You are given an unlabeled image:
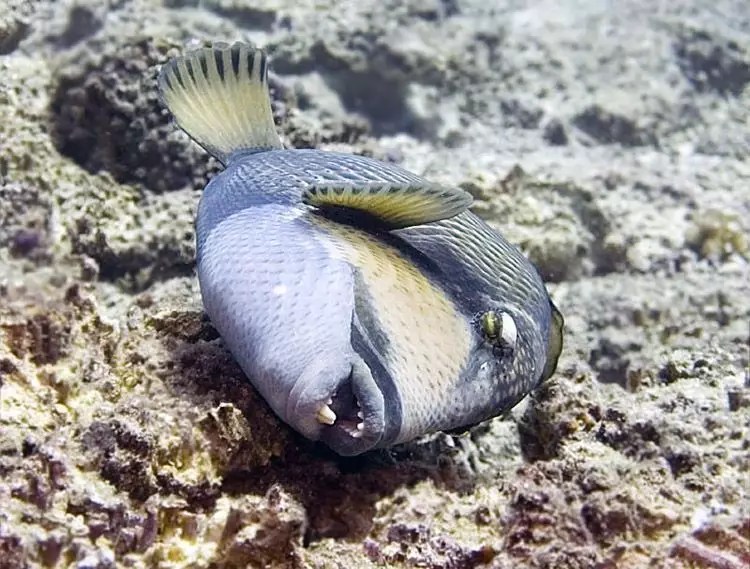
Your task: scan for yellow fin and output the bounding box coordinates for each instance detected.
[541,301,564,381]
[302,182,473,229]
[157,41,282,165]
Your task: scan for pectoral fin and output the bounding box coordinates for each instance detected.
[302,181,473,229]
[541,300,564,382]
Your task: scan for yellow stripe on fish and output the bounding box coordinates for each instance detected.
[312,214,473,444]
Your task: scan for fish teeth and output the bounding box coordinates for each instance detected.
[316,404,337,425]
[357,410,364,419]
[339,422,366,438]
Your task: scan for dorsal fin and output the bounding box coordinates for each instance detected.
[302,181,473,229]
[157,41,283,165]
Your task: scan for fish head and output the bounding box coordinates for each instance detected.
[448,304,556,430]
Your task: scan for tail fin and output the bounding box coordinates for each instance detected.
[157,41,283,165]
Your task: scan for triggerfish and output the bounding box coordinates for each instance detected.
[156,41,564,456]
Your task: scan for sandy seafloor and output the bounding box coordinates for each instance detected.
[1,0,749,567]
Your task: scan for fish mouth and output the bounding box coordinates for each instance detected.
[319,357,385,456]
[287,355,385,456]
[315,381,365,437]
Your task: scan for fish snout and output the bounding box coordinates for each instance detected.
[447,307,550,430]
[286,353,386,455]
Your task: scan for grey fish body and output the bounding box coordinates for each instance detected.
[157,42,563,456]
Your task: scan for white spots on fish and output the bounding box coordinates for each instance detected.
[272,284,287,296]
[500,311,518,350]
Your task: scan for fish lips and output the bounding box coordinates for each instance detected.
[286,354,386,456]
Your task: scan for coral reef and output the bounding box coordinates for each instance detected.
[1,0,748,568]
[50,37,220,193]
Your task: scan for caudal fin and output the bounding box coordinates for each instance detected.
[157,41,283,165]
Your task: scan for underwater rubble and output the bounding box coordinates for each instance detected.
[1,0,748,567]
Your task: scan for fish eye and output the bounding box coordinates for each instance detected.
[480,311,500,341]
[478,310,517,352]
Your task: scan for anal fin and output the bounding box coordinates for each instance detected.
[302,181,473,229]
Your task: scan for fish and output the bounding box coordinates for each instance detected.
[156,41,564,457]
